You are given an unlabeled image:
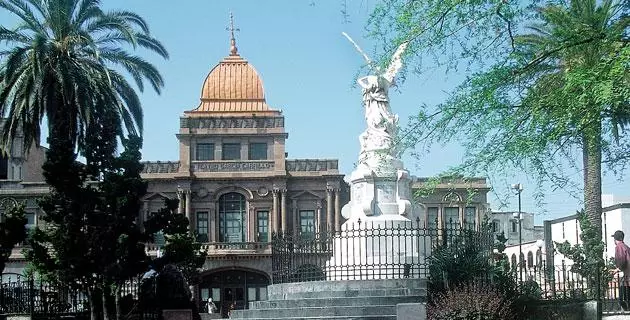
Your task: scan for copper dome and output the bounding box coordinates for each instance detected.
[190,54,273,113]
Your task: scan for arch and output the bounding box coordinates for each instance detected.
[443,192,462,203]
[198,268,270,317]
[214,186,254,201]
[527,251,534,268]
[199,267,270,281]
[218,192,247,243]
[510,254,517,269]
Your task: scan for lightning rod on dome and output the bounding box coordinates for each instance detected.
[228,12,240,56]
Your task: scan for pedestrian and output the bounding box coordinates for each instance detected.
[206,297,217,314]
[613,230,630,310]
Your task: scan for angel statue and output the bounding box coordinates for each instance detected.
[342,33,409,167]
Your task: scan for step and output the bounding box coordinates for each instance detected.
[250,295,422,309]
[269,287,426,300]
[231,305,396,319]
[230,316,396,320]
[268,279,425,298]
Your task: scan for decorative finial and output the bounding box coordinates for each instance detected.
[227,12,240,56]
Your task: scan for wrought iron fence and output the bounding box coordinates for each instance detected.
[515,260,628,313]
[0,277,88,315]
[0,277,149,318]
[271,218,494,284]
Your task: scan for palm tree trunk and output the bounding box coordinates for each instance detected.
[582,122,603,242]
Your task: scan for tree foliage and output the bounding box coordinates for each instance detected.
[367,0,629,255]
[0,202,27,273]
[0,0,168,153]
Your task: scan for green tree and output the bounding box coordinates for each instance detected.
[0,202,27,273]
[367,0,629,257]
[28,134,205,320]
[0,0,168,153]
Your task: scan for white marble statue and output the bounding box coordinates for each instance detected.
[342,32,409,169]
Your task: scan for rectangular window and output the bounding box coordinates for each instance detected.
[195,143,214,161]
[25,213,35,228]
[222,143,241,160]
[257,211,269,242]
[248,287,257,301]
[464,207,476,226]
[444,207,459,226]
[492,220,501,233]
[300,210,315,239]
[511,220,518,233]
[196,212,209,242]
[427,207,438,229]
[0,155,7,179]
[248,143,268,160]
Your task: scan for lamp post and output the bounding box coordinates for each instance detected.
[512,183,523,282]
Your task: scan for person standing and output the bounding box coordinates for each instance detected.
[206,297,217,314]
[613,230,630,310]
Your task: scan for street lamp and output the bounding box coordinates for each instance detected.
[511,183,523,282]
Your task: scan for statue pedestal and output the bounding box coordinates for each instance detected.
[328,158,426,280]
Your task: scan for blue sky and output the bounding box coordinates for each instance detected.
[1,0,628,223]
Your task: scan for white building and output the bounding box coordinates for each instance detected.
[490,211,544,246]
[544,194,630,267]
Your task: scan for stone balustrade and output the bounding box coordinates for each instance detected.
[201,242,271,254]
[142,161,180,174]
[146,242,271,256]
[285,159,338,172]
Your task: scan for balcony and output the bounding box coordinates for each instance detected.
[202,242,271,255]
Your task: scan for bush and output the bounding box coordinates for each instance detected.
[427,282,514,320]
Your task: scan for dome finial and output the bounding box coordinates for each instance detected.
[227,12,239,56]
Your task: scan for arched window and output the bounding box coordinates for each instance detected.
[527,251,534,268]
[511,254,517,269]
[219,193,246,243]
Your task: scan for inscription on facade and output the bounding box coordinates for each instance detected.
[180,117,284,129]
[192,161,275,172]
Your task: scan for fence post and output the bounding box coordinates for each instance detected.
[596,260,602,320]
[28,276,35,316]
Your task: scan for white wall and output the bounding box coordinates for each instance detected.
[547,195,630,266]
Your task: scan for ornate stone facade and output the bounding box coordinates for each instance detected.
[140,38,347,313]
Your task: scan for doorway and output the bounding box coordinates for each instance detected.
[199,269,270,317]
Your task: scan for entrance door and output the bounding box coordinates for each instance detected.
[222,287,245,317]
[198,269,270,316]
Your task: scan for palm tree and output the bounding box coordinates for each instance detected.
[0,0,168,156]
[514,0,628,242]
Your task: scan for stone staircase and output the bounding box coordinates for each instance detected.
[230,279,426,320]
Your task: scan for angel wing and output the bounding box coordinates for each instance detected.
[383,41,409,84]
[342,32,373,68]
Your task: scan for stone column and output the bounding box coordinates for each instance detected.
[249,205,256,242]
[141,201,149,232]
[272,188,279,233]
[316,200,322,234]
[326,187,334,232]
[292,199,298,235]
[177,188,184,214]
[334,188,341,231]
[281,189,287,232]
[185,190,192,231]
